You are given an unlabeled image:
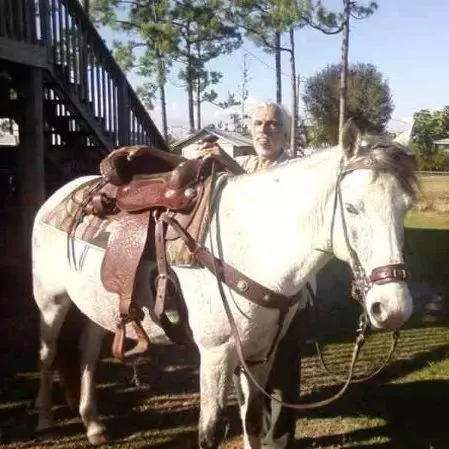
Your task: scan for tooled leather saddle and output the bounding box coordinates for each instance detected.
[76,145,228,361]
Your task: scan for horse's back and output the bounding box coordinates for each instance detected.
[32,175,101,308]
[34,176,100,226]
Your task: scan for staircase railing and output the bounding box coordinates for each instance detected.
[0,0,167,151]
[0,0,38,43]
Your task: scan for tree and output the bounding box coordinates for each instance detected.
[170,0,242,132]
[411,107,449,171]
[92,0,241,136]
[91,0,177,140]
[207,92,250,133]
[338,0,377,144]
[303,62,393,145]
[228,1,342,154]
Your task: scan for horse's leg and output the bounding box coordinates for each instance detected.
[35,291,72,434]
[198,346,234,449]
[234,364,271,449]
[78,319,108,445]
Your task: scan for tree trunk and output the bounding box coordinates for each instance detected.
[159,81,168,141]
[339,0,350,146]
[196,77,201,130]
[275,31,282,103]
[289,28,297,157]
[186,40,195,133]
[195,44,202,130]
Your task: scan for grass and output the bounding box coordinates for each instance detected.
[0,174,448,449]
[408,174,449,229]
[405,212,449,229]
[2,303,449,449]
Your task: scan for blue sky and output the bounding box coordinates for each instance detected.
[100,0,449,136]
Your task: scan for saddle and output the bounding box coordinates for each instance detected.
[79,145,227,361]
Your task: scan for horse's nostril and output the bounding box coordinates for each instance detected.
[370,301,385,320]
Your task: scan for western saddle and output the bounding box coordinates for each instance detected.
[76,145,228,361]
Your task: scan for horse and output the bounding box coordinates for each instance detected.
[32,120,418,448]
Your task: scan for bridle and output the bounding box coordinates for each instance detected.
[311,158,409,387]
[161,156,411,410]
[332,157,409,302]
[212,156,410,410]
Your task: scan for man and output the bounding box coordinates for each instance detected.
[197,101,313,449]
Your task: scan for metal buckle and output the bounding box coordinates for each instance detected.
[392,268,407,280]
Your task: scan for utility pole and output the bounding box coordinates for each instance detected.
[289,27,297,157]
[241,53,248,132]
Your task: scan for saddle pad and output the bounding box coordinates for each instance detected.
[42,179,117,250]
[41,177,214,267]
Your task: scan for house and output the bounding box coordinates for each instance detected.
[0,120,19,147]
[434,138,449,161]
[171,127,255,159]
[434,138,449,151]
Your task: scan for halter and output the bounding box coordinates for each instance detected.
[332,158,409,309]
[163,157,411,410]
[224,156,410,410]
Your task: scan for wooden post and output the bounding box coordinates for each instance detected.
[17,67,45,255]
[117,79,130,146]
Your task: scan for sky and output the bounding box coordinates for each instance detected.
[100,0,449,138]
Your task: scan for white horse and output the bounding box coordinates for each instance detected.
[32,121,417,448]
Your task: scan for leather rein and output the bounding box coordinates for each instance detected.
[169,158,408,411]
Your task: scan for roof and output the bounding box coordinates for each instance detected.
[434,138,449,145]
[172,127,253,150]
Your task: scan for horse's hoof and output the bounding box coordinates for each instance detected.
[36,428,58,441]
[88,432,109,446]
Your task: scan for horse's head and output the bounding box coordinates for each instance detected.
[330,120,418,330]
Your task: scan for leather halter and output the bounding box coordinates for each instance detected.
[333,160,409,306]
[159,157,410,411]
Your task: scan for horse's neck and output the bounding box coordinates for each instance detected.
[211,149,340,296]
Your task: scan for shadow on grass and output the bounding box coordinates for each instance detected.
[1,240,448,448]
[294,342,449,449]
[295,379,449,449]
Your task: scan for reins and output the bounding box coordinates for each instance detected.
[203,160,382,410]
[203,158,406,410]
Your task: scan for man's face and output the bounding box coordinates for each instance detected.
[251,106,285,158]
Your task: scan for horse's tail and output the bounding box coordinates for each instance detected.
[53,305,85,412]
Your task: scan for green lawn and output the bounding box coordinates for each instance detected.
[406,211,449,229]
[1,175,448,449]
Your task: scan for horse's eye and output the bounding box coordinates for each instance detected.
[345,203,359,215]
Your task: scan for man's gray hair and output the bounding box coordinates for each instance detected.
[251,101,291,144]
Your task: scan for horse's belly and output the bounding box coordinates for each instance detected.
[35,223,167,342]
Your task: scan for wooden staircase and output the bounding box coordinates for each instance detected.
[0,0,167,189]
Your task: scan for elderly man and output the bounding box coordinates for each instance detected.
[198,101,313,449]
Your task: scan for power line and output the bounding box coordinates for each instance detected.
[242,46,290,78]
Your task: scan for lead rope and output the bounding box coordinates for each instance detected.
[312,166,400,383]
[206,161,368,410]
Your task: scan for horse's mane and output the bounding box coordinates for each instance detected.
[352,142,419,200]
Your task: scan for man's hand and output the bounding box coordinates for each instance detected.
[196,142,223,159]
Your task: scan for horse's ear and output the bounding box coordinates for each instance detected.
[341,118,362,160]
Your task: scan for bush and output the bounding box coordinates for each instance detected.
[415,151,448,171]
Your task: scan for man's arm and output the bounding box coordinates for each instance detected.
[197,143,247,175]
